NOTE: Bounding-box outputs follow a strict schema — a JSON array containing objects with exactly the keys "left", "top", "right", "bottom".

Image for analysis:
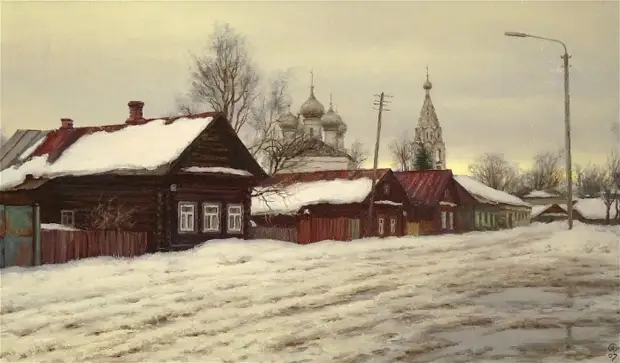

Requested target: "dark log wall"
[
  {"left": 38, "top": 175, "right": 163, "bottom": 252},
  {"left": 167, "top": 175, "right": 254, "bottom": 250}
]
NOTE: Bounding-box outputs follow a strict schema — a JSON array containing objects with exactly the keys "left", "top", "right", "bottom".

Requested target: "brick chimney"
[
  {"left": 60, "top": 118, "right": 74, "bottom": 129},
  {"left": 126, "top": 101, "right": 145, "bottom": 124}
]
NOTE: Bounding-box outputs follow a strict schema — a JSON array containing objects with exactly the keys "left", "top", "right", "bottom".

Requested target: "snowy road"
[{"left": 1, "top": 222, "right": 619, "bottom": 362}]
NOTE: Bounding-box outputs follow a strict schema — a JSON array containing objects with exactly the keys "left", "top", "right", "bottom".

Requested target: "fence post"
[{"left": 33, "top": 203, "right": 41, "bottom": 266}]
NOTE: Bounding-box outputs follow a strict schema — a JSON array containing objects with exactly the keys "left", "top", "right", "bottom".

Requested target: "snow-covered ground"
[{"left": 1, "top": 222, "right": 619, "bottom": 362}]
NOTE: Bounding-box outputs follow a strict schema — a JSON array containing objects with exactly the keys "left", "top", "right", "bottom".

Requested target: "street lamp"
[{"left": 505, "top": 31, "right": 574, "bottom": 230}]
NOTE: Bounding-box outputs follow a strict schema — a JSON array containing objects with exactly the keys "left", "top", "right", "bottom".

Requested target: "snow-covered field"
[{"left": 1, "top": 222, "right": 619, "bottom": 362}]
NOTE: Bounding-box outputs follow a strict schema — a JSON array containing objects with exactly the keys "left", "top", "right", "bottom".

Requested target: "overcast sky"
[{"left": 2, "top": 1, "right": 618, "bottom": 174}]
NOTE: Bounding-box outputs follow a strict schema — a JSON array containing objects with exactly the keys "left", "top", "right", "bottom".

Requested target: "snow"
[
  {"left": 439, "top": 201, "right": 457, "bottom": 207},
  {"left": 0, "top": 117, "right": 213, "bottom": 191},
  {"left": 455, "top": 175, "right": 531, "bottom": 208},
  {"left": 252, "top": 178, "right": 373, "bottom": 215},
  {"left": 531, "top": 204, "right": 552, "bottom": 218},
  {"left": 375, "top": 200, "right": 402, "bottom": 206},
  {"left": 524, "top": 190, "right": 559, "bottom": 198},
  {"left": 574, "top": 198, "right": 608, "bottom": 220},
  {"left": 182, "top": 166, "right": 253, "bottom": 176},
  {"left": 1, "top": 222, "right": 618, "bottom": 362},
  {"left": 41, "top": 223, "right": 80, "bottom": 231},
  {"left": 18, "top": 136, "right": 47, "bottom": 161}
]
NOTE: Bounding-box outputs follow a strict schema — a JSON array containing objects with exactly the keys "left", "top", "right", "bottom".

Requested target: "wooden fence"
[
  {"left": 249, "top": 226, "right": 297, "bottom": 243},
  {"left": 40, "top": 230, "right": 148, "bottom": 265}
]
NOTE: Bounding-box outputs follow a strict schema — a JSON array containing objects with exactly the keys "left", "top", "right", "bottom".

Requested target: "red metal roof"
[
  {"left": 263, "top": 168, "right": 392, "bottom": 187},
  {"left": 394, "top": 169, "right": 454, "bottom": 204},
  {"left": 30, "top": 112, "right": 219, "bottom": 164}
]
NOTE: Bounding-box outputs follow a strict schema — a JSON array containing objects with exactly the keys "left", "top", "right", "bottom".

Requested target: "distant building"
[
  {"left": 412, "top": 69, "right": 446, "bottom": 170},
  {"left": 454, "top": 175, "right": 532, "bottom": 230},
  {"left": 275, "top": 74, "right": 354, "bottom": 173},
  {"left": 517, "top": 188, "right": 567, "bottom": 206}
]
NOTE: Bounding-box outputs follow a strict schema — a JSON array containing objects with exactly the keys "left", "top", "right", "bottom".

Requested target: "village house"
[
  {"left": 394, "top": 169, "right": 473, "bottom": 235},
  {"left": 251, "top": 169, "right": 412, "bottom": 244},
  {"left": 530, "top": 203, "right": 581, "bottom": 223},
  {"left": 0, "top": 101, "right": 267, "bottom": 252},
  {"left": 454, "top": 175, "right": 532, "bottom": 229},
  {"left": 517, "top": 188, "right": 567, "bottom": 206},
  {"left": 573, "top": 198, "right": 618, "bottom": 225}
]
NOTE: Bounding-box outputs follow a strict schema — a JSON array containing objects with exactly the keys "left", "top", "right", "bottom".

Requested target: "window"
[
  {"left": 60, "top": 210, "right": 75, "bottom": 227},
  {"left": 227, "top": 204, "right": 243, "bottom": 233},
  {"left": 448, "top": 212, "right": 454, "bottom": 230},
  {"left": 378, "top": 216, "right": 385, "bottom": 235},
  {"left": 202, "top": 203, "right": 220, "bottom": 232},
  {"left": 178, "top": 202, "right": 196, "bottom": 232},
  {"left": 390, "top": 218, "right": 397, "bottom": 234},
  {"left": 441, "top": 211, "right": 447, "bottom": 229},
  {"left": 383, "top": 184, "right": 390, "bottom": 195}
]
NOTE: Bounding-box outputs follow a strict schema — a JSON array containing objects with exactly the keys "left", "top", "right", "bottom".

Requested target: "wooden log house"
[
  {"left": 251, "top": 169, "right": 413, "bottom": 244},
  {"left": 394, "top": 169, "right": 473, "bottom": 235},
  {"left": 0, "top": 101, "right": 267, "bottom": 252}
]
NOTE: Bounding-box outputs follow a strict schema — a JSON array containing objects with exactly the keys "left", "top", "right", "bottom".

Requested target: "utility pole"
[
  {"left": 365, "top": 92, "right": 392, "bottom": 237},
  {"left": 504, "top": 31, "right": 573, "bottom": 230},
  {"left": 562, "top": 51, "right": 573, "bottom": 230}
]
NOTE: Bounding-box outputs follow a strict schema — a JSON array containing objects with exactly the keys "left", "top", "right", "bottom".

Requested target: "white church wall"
[{"left": 276, "top": 156, "right": 351, "bottom": 174}]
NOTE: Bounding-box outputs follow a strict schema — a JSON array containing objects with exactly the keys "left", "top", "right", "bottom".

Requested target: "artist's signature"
[{"left": 609, "top": 343, "right": 618, "bottom": 362}]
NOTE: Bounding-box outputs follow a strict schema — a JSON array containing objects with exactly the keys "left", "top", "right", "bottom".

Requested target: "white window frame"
[
  {"left": 202, "top": 202, "right": 220, "bottom": 233},
  {"left": 448, "top": 212, "right": 454, "bottom": 230},
  {"left": 60, "top": 210, "right": 75, "bottom": 227},
  {"left": 227, "top": 204, "right": 243, "bottom": 234},
  {"left": 178, "top": 202, "right": 196, "bottom": 233},
  {"left": 378, "top": 216, "right": 385, "bottom": 235},
  {"left": 390, "top": 218, "right": 397, "bottom": 234},
  {"left": 441, "top": 211, "right": 447, "bottom": 229}
]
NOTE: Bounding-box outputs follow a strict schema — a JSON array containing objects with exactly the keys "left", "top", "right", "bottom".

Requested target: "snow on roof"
[
  {"left": 574, "top": 198, "right": 607, "bottom": 220},
  {"left": 523, "top": 190, "right": 560, "bottom": 198},
  {"left": 252, "top": 178, "right": 373, "bottom": 215},
  {"left": 182, "top": 166, "right": 252, "bottom": 176},
  {"left": 531, "top": 205, "right": 552, "bottom": 218},
  {"left": 455, "top": 175, "right": 530, "bottom": 208},
  {"left": 0, "top": 116, "right": 213, "bottom": 191}
]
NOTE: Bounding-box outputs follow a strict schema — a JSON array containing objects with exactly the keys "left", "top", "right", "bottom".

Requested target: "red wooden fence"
[
  {"left": 299, "top": 217, "right": 351, "bottom": 244},
  {"left": 40, "top": 230, "right": 148, "bottom": 265}
]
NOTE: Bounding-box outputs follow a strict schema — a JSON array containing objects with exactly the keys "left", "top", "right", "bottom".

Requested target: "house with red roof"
[
  {"left": 0, "top": 101, "right": 267, "bottom": 252},
  {"left": 251, "top": 169, "right": 412, "bottom": 244},
  {"left": 394, "top": 169, "right": 476, "bottom": 235}
]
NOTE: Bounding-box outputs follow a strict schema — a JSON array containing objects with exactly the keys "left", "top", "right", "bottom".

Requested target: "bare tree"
[
  {"left": 347, "top": 139, "right": 368, "bottom": 169},
  {"left": 600, "top": 152, "right": 620, "bottom": 223},
  {"left": 523, "top": 150, "right": 564, "bottom": 190},
  {"left": 574, "top": 163, "right": 605, "bottom": 198},
  {"left": 185, "top": 23, "right": 260, "bottom": 132},
  {"left": 86, "top": 196, "right": 141, "bottom": 231},
  {"left": 389, "top": 137, "right": 415, "bottom": 171},
  {"left": 468, "top": 153, "right": 522, "bottom": 193}
]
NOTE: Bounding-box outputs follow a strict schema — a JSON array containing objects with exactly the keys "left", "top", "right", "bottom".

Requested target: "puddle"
[{"left": 416, "top": 326, "right": 613, "bottom": 362}]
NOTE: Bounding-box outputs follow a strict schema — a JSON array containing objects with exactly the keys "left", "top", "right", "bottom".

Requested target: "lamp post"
[{"left": 504, "top": 31, "right": 573, "bottom": 230}]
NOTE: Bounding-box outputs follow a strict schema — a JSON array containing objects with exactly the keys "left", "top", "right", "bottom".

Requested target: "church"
[
  {"left": 275, "top": 75, "right": 354, "bottom": 173},
  {"left": 412, "top": 70, "right": 447, "bottom": 170}
]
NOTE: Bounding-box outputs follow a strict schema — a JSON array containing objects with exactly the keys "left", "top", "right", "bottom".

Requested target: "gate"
[{"left": 0, "top": 204, "right": 40, "bottom": 268}]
